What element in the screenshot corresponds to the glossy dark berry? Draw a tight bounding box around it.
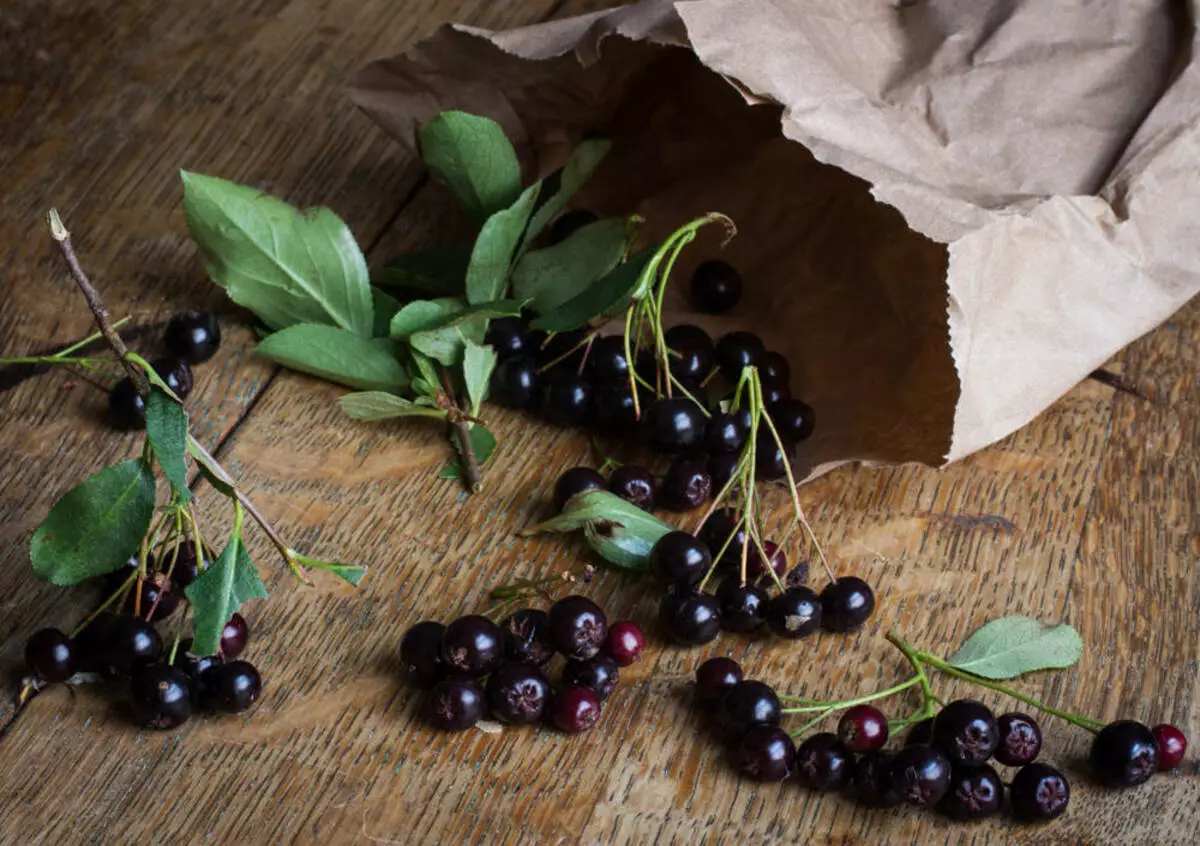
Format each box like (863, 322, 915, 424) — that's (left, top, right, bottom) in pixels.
(748, 541, 787, 583)
(1090, 720, 1159, 786)
(772, 398, 816, 443)
(760, 351, 790, 384)
(120, 576, 180, 622)
(795, 732, 853, 791)
(554, 466, 606, 511)
(659, 590, 721, 646)
(642, 397, 705, 454)
(819, 577, 876, 632)
(691, 260, 742, 314)
(540, 372, 593, 427)
(758, 377, 790, 408)
(219, 613, 250, 659)
(853, 752, 902, 808)
(486, 662, 551, 725)
(552, 684, 602, 733)
(765, 587, 821, 639)
(169, 540, 209, 589)
(933, 699, 1000, 766)
(708, 453, 739, 492)
(701, 509, 747, 569)
(165, 310, 221, 364)
(101, 616, 164, 674)
(107, 378, 147, 430)
(490, 355, 540, 410)
(549, 209, 599, 245)
(754, 432, 790, 481)
(500, 609, 556, 667)
(906, 717, 935, 746)
(660, 457, 713, 511)
(665, 324, 715, 382)
(562, 654, 619, 701)
(426, 676, 485, 731)
(484, 317, 530, 360)
(586, 336, 630, 381)
(605, 621, 645, 667)
(995, 712, 1043, 766)
(1152, 723, 1187, 770)
(608, 465, 655, 511)
(593, 380, 640, 435)
(704, 412, 747, 455)
(206, 660, 262, 713)
(940, 763, 1003, 821)
(721, 680, 782, 738)
(650, 531, 712, 588)
(714, 331, 765, 380)
(537, 329, 588, 370)
(130, 665, 193, 729)
(736, 725, 795, 782)
(169, 644, 221, 708)
(1011, 763, 1071, 821)
(400, 621, 446, 686)
(839, 704, 889, 753)
(892, 744, 953, 807)
(440, 615, 504, 677)
(150, 357, 194, 401)
(716, 580, 768, 633)
(73, 612, 116, 673)
(25, 628, 75, 683)
(547, 595, 607, 660)
(695, 656, 743, 704)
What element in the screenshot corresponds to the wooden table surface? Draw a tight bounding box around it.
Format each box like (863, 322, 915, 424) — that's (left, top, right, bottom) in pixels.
(1, 1, 1197, 843)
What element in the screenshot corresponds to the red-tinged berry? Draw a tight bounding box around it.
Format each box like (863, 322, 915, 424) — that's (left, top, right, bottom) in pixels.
(659, 590, 721, 646)
(852, 752, 902, 808)
(605, 621, 645, 666)
(765, 587, 821, 639)
(219, 613, 250, 659)
(995, 712, 1043, 766)
(500, 609, 555, 667)
(400, 621, 446, 686)
(940, 763, 1003, 821)
(205, 660, 262, 713)
(748, 540, 787, 583)
(426, 676, 485, 731)
(736, 725, 795, 782)
(650, 531, 712, 588)
(130, 664, 192, 730)
(720, 680, 781, 738)
(795, 732, 853, 791)
(838, 704, 889, 753)
(1152, 723, 1187, 770)
(1011, 763, 1071, 821)
(716, 580, 768, 633)
(891, 744, 952, 807)
(24, 628, 75, 683)
(164, 310, 221, 364)
(608, 465, 655, 511)
(486, 662, 551, 725)
(562, 654, 619, 701)
(691, 261, 742, 314)
(695, 657, 742, 704)
(1090, 720, 1159, 786)
(819, 577, 875, 632)
(553, 684, 602, 733)
(554, 467, 606, 511)
(440, 615, 504, 677)
(547, 595, 607, 660)
(933, 699, 999, 766)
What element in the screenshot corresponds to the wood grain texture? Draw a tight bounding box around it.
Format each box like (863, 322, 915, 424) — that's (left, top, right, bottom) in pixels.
(0, 1, 1197, 844)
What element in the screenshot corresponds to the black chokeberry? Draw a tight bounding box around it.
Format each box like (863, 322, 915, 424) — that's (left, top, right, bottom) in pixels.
(758, 377, 790, 407)
(500, 609, 556, 667)
(24, 628, 75, 683)
(101, 616, 163, 674)
(906, 717, 934, 746)
(586, 336, 630, 381)
(691, 260, 742, 314)
(660, 457, 712, 512)
(107, 378, 147, 430)
(659, 590, 721, 646)
(995, 712, 1043, 766)
(484, 317, 530, 360)
(819, 577, 876, 632)
(540, 372, 593, 427)
(486, 662, 551, 725)
(772, 398, 815, 443)
(120, 576, 180, 622)
(1153, 723, 1187, 770)
(650, 531, 712, 588)
(552, 684, 602, 733)
(892, 744, 952, 807)
(554, 466, 606, 511)
(852, 752, 902, 808)
(940, 763, 1003, 821)
(720, 680, 781, 738)
(708, 453, 739, 492)
(593, 380, 640, 435)
(932, 699, 1000, 766)
(760, 351, 790, 383)
(765, 587, 821, 639)
(206, 660, 262, 713)
(440, 615, 504, 677)
(605, 621, 645, 667)
(73, 611, 116, 673)
(165, 310, 221, 364)
(608, 465, 655, 511)
(1011, 763, 1070, 821)
(736, 725, 795, 782)
(150, 357, 194, 401)
(716, 580, 768, 633)
(695, 657, 742, 704)
(642, 397, 705, 455)
(547, 595, 607, 660)
(130, 664, 193, 730)
(562, 654, 619, 701)
(170, 647, 222, 708)
(537, 329, 588, 370)
(400, 621, 446, 686)
(548, 209, 598, 245)
(704, 412, 747, 455)
(838, 704, 889, 753)
(665, 324, 714, 382)
(701, 509, 747, 569)
(169, 540, 209, 589)
(427, 676, 485, 731)
(1090, 720, 1159, 787)
(754, 432, 790, 481)
(795, 732, 853, 791)
(714, 331, 764, 380)
(219, 613, 249, 659)
(489, 355, 540, 410)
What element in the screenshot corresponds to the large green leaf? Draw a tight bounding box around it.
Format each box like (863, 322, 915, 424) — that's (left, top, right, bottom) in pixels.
(948, 617, 1084, 680)
(465, 183, 541, 305)
(185, 528, 267, 656)
(523, 139, 611, 249)
(421, 112, 522, 220)
(31, 460, 157, 585)
(181, 171, 373, 336)
(530, 248, 657, 333)
(144, 388, 191, 502)
(513, 218, 628, 314)
(257, 324, 408, 391)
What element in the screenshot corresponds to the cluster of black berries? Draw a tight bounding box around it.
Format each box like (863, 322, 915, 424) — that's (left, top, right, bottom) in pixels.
(108, 310, 221, 430)
(400, 597, 646, 734)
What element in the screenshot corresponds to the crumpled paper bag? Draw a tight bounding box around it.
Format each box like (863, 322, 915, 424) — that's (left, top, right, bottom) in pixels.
(350, 0, 1199, 478)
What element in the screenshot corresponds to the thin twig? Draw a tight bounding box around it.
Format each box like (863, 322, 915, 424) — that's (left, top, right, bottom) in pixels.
(439, 367, 482, 493)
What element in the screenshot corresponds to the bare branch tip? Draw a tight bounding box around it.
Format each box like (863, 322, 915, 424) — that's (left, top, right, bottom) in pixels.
(46, 209, 69, 242)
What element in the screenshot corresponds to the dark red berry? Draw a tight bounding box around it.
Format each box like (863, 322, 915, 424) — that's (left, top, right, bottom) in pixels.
(852, 752, 902, 807)
(541, 372, 593, 427)
(130, 664, 193, 729)
(552, 684, 602, 733)
(605, 621, 646, 666)
(440, 615, 504, 677)
(838, 704, 889, 753)
(664, 324, 715, 382)
(659, 590, 721, 646)
(650, 531, 712, 588)
(562, 654, 619, 701)
(165, 310, 221, 364)
(587, 335, 631, 381)
(819, 577, 876, 632)
(427, 676, 485, 731)
(760, 351, 790, 383)
(119, 576, 181, 622)
(219, 613, 250, 659)
(708, 453, 740, 492)
(704, 412, 748, 455)
(748, 540, 787, 583)
(549, 209, 598, 245)
(721, 680, 781, 738)
(642, 397, 706, 455)
(772, 398, 815, 442)
(714, 331, 764, 380)
(150, 357, 194, 401)
(547, 595, 608, 660)
(1152, 723, 1187, 770)
(995, 712, 1043, 766)
(490, 355, 540, 410)
(500, 609, 556, 667)
(940, 763, 1003, 821)
(691, 261, 742, 314)
(1090, 720, 1159, 786)
(205, 660, 262, 713)
(107, 378, 146, 430)
(906, 717, 935, 746)
(891, 744, 952, 807)
(715, 580, 768, 633)
(660, 457, 713, 511)
(695, 656, 742, 704)
(101, 616, 163, 675)
(554, 467, 606, 511)
(933, 700, 1000, 766)
(486, 662, 551, 725)
(765, 587, 821, 639)
(400, 621, 446, 686)
(593, 380, 640, 435)
(608, 466, 655, 511)
(1011, 763, 1070, 821)
(795, 732, 853, 791)
(484, 317, 531, 360)
(25, 628, 75, 683)
(736, 725, 795, 782)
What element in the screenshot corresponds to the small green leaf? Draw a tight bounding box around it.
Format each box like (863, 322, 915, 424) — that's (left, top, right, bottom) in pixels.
(144, 388, 191, 502)
(409, 351, 441, 397)
(524, 139, 611, 248)
(513, 218, 628, 314)
(530, 247, 657, 333)
(339, 391, 446, 422)
(520, 489, 674, 571)
(181, 171, 373, 336)
(465, 183, 541, 305)
(257, 324, 408, 392)
(947, 616, 1084, 680)
(31, 460, 157, 585)
(291, 551, 367, 587)
(195, 460, 236, 498)
(407, 300, 523, 368)
(370, 244, 471, 295)
(421, 111, 522, 219)
(389, 298, 463, 339)
(462, 341, 495, 416)
(185, 527, 268, 656)
(371, 288, 403, 337)
(439, 424, 498, 480)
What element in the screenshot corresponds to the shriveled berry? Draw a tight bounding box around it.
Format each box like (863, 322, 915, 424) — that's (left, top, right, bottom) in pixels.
(427, 676, 485, 731)
(165, 310, 221, 364)
(547, 595, 607, 660)
(1090, 720, 1159, 787)
(490, 355, 539, 410)
(552, 684, 602, 733)
(940, 763, 1003, 821)
(1011, 763, 1070, 821)
(206, 660, 262, 713)
(1152, 723, 1188, 770)
(691, 261, 742, 314)
(500, 609, 556, 667)
(995, 712, 1043, 766)
(660, 457, 712, 511)
(484, 317, 530, 360)
(605, 621, 646, 667)
(839, 704, 889, 753)
(659, 590, 721, 646)
(150, 357, 194, 401)
(642, 397, 705, 454)
(716, 580, 768, 633)
(400, 621, 446, 686)
(819, 577, 875, 632)
(25, 628, 75, 683)
(892, 744, 952, 807)
(933, 699, 999, 766)
(486, 662, 551, 725)
(608, 466, 655, 511)
(695, 656, 742, 704)
(772, 398, 816, 442)
(721, 680, 781, 737)
(795, 732, 853, 791)
(219, 613, 250, 659)
(714, 331, 764, 380)
(736, 725, 795, 782)
(650, 531, 712, 588)
(765, 587, 821, 639)
(852, 752, 902, 808)
(440, 615, 504, 677)
(554, 466, 606, 511)
(101, 616, 163, 675)
(549, 209, 598, 245)
(107, 378, 147, 430)
(130, 664, 193, 730)
(541, 372, 593, 426)
(665, 324, 714, 382)
(562, 654, 619, 701)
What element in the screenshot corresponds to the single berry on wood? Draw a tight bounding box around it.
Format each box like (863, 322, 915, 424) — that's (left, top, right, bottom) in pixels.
(490, 355, 540, 410)
(795, 732, 853, 791)
(819, 577, 876, 632)
(500, 609, 556, 667)
(1152, 723, 1188, 771)
(107, 378, 147, 431)
(24, 628, 75, 683)
(607, 466, 655, 511)
(1089, 720, 1159, 787)
(715, 580, 768, 633)
(891, 744, 952, 807)
(691, 261, 742, 314)
(486, 662, 551, 725)
(400, 621, 447, 686)
(440, 615, 504, 677)
(695, 656, 742, 704)
(219, 613, 250, 659)
(205, 660, 262, 714)
(426, 676, 485, 731)
(1010, 762, 1071, 821)
(605, 621, 646, 667)
(772, 398, 816, 442)
(150, 357, 194, 401)
(642, 397, 706, 455)
(932, 699, 1000, 766)
(562, 654, 619, 701)
(714, 331, 765, 380)
(994, 712, 1043, 767)
(720, 680, 781, 738)
(736, 725, 795, 782)
(552, 684, 602, 733)
(650, 531, 712, 588)
(101, 616, 163, 675)
(659, 590, 721, 646)
(765, 587, 821, 639)
(130, 664, 193, 730)
(852, 752, 902, 808)
(164, 310, 221, 364)
(939, 763, 1003, 821)
(665, 324, 715, 382)
(660, 457, 713, 512)
(838, 704, 889, 753)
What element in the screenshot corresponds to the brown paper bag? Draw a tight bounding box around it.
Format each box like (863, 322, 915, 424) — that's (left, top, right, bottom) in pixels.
(349, 0, 1199, 479)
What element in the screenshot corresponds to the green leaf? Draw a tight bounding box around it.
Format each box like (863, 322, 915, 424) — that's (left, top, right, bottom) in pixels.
(339, 391, 446, 422)
(947, 617, 1084, 680)
(291, 551, 367, 587)
(530, 247, 657, 333)
(30, 460, 157, 585)
(181, 171, 373, 336)
(195, 459, 236, 498)
(524, 139, 611, 249)
(421, 112, 522, 219)
(408, 300, 523, 368)
(409, 351, 441, 397)
(185, 528, 267, 656)
(370, 244, 471, 295)
(513, 218, 628, 314)
(371, 288, 403, 337)
(439, 424, 498, 480)
(519, 489, 674, 571)
(389, 298, 463, 339)
(144, 388, 191, 502)
(465, 183, 541, 305)
(462, 341, 495, 417)
(257, 324, 408, 392)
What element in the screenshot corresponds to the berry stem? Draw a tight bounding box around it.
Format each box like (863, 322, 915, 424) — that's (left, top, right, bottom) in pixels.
(787, 707, 836, 739)
(885, 631, 939, 722)
(439, 366, 483, 493)
(780, 676, 921, 714)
